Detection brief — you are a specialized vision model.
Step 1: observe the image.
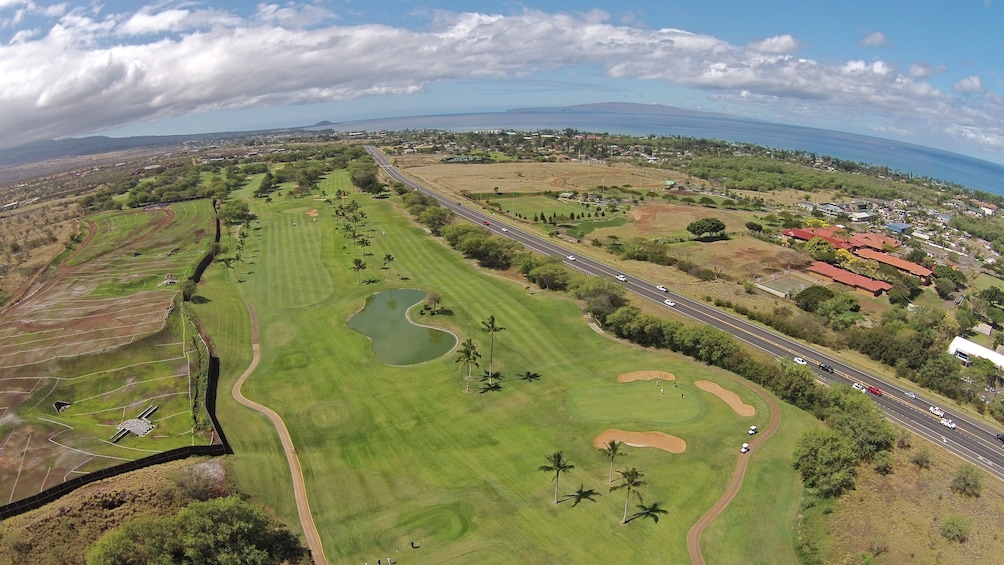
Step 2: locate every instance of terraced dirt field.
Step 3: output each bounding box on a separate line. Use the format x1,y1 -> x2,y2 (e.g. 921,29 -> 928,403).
0,201 -> 216,504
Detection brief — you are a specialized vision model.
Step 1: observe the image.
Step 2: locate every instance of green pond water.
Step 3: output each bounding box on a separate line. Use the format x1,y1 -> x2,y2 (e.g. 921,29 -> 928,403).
347,288 -> 457,365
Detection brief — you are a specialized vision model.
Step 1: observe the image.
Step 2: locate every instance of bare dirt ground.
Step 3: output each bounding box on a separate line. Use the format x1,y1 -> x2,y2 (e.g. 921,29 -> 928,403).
695,380 -> 756,417
592,429 -> 687,454
616,370 -> 676,382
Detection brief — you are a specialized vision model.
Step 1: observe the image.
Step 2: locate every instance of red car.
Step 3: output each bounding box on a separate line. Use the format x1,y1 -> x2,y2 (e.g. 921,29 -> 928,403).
483,221 -> 490,226
866,386 -> 883,396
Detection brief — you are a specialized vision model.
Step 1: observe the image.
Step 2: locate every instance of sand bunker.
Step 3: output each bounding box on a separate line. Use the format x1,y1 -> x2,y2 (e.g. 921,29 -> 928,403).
695,381 -> 755,417
306,209 -> 319,217
593,429 -> 686,454
616,370 -> 676,383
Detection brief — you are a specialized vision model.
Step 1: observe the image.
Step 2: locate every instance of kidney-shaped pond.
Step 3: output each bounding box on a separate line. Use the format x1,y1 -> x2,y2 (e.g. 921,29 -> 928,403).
347,288 -> 458,365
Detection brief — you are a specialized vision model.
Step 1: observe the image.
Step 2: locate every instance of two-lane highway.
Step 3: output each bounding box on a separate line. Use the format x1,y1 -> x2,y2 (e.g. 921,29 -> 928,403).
366,146 -> 1004,480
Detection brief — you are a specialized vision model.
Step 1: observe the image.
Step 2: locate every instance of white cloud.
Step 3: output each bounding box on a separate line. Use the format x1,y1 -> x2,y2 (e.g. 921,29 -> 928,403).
954,75 -> 983,93
908,61 -> 945,79
0,6 -> 1001,157
747,34 -> 800,54
861,32 -> 886,46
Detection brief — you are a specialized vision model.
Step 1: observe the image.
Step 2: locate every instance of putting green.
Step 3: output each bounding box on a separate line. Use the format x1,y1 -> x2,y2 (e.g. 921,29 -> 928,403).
347,288 -> 458,365
569,382 -> 704,424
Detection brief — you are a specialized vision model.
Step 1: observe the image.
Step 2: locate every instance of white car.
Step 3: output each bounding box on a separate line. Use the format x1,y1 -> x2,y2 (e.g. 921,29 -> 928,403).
740,443 -> 750,453
940,418 -> 957,430
501,227 -> 508,232
566,255 -> 576,261
748,425 -> 758,435
664,299 -> 676,307
655,285 -> 668,292
615,274 -> 627,282
905,391 -> 917,399
852,383 -> 867,393
793,357 -> 808,366
930,406 -> 945,417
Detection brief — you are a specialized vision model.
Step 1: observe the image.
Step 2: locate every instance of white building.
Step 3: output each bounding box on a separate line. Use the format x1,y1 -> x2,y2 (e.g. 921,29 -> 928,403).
948,336 -> 1004,371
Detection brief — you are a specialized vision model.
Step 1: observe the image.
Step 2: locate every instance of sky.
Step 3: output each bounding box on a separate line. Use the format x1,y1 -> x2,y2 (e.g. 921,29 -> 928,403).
1,1 -> 1002,164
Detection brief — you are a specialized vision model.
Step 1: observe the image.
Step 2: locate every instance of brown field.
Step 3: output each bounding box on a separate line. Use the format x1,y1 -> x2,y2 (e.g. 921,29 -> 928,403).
393,155 -> 679,197
818,440 -> 1004,564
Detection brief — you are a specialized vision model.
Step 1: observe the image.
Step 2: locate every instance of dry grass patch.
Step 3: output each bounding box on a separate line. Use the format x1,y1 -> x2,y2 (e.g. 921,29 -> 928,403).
820,442 -> 1004,564
616,370 -> 675,382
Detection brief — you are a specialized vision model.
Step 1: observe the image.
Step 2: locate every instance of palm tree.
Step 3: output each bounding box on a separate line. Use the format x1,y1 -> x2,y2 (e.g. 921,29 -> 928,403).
520,371 -> 541,382
599,440 -> 626,484
560,484 -> 601,507
539,451 -> 575,504
455,338 -> 481,393
351,258 -> 367,282
610,467 -> 646,524
382,253 -> 395,269
480,315 -> 506,373
626,502 -> 668,524
427,291 -> 442,314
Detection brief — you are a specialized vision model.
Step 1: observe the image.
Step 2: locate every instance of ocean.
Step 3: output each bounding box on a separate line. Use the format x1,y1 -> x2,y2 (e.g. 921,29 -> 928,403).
323,108 -> 1004,197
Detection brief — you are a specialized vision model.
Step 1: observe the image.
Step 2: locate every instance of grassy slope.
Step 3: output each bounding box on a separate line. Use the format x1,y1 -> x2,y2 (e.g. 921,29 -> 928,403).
193,174 -> 815,563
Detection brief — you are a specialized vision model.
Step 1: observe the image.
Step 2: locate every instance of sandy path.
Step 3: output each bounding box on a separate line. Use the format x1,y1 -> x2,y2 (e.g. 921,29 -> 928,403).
686,377 -> 780,565
695,380 -> 755,417
232,304 -> 328,565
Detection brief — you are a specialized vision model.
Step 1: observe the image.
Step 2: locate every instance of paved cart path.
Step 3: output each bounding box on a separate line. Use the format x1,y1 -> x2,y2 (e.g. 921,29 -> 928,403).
686,378 -> 781,565
232,303 -> 328,565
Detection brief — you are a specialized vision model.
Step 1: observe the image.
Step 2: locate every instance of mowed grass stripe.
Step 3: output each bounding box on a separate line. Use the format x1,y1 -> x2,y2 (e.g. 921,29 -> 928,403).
249,214 -> 332,310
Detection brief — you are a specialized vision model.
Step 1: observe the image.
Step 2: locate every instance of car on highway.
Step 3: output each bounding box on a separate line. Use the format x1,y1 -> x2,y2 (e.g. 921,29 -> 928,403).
996,433 -> 1004,444
866,386 -> 883,396
615,274 -> 627,282
664,299 -> 676,307
930,406 -> 945,417
905,391 -> 917,399
940,418 -> 957,429
793,357 -> 808,365
483,220 -> 490,226
740,442 -> 750,453
852,383 -> 867,393
566,255 -> 576,261
501,227 -> 508,232
655,284 -> 668,292
818,363 -> 834,373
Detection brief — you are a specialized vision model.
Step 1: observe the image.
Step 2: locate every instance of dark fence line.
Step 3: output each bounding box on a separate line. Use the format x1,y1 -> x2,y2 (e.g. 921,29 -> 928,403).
0,355 -> 232,520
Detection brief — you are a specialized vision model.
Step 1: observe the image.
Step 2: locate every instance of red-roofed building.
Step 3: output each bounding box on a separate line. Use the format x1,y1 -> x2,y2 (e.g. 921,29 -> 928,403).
808,261 -> 893,296
848,232 -> 901,251
853,248 -> 932,283
781,228 -> 853,250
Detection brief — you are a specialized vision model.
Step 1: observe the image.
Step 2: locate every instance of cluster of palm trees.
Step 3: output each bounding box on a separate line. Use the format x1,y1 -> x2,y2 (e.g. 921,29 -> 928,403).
455,315 -> 536,393
539,443 -> 668,525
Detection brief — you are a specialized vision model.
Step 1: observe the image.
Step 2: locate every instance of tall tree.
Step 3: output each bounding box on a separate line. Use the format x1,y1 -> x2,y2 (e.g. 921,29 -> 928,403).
351,258 -> 367,283
382,253 -> 395,269
599,440 -> 626,483
610,467 -> 646,524
539,451 -> 575,504
455,338 -> 481,393
480,315 -> 506,373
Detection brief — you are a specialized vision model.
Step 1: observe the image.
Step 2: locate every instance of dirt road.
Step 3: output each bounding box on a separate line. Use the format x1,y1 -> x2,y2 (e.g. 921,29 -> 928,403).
232,304 -> 328,565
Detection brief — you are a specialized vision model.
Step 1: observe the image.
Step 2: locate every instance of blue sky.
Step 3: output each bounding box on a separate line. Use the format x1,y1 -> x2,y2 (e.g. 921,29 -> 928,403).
1,1 -> 1002,164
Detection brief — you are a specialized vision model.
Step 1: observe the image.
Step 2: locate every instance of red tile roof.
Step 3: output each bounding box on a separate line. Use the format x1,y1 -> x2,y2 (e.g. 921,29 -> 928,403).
808,261 -> 893,293
848,232 -> 901,250
853,248 -> 933,277
781,228 -> 853,249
